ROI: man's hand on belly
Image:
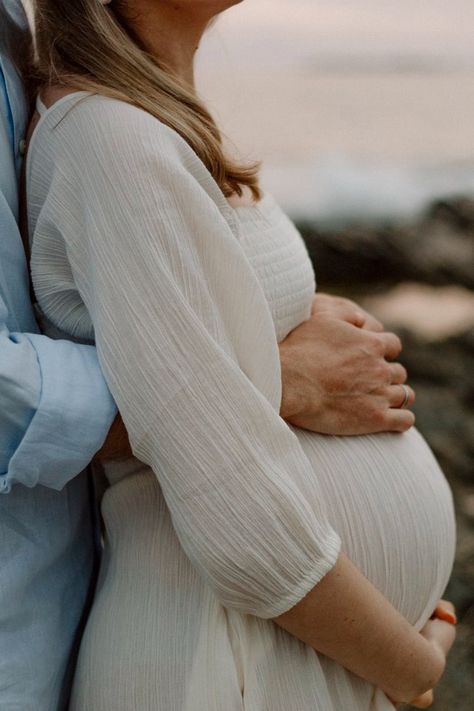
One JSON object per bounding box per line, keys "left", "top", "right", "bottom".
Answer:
{"left": 278, "top": 292, "right": 416, "bottom": 435}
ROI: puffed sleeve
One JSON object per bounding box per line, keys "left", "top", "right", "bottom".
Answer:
{"left": 28, "top": 97, "right": 341, "bottom": 619}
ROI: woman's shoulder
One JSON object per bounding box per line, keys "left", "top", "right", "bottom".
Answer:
{"left": 33, "top": 90, "right": 203, "bottom": 173}
{"left": 28, "top": 89, "right": 245, "bottom": 241}
{"left": 28, "top": 89, "right": 236, "bottom": 218}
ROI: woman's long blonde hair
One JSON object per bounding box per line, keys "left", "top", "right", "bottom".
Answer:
{"left": 33, "top": 0, "right": 261, "bottom": 200}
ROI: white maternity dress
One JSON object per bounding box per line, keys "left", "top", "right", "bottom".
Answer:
{"left": 26, "top": 93, "right": 456, "bottom": 711}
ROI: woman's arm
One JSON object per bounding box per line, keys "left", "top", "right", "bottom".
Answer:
{"left": 96, "top": 291, "right": 413, "bottom": 462}
{"left": 29, "top": 97, "right": 341, "bottom": 620}
{"left": 28, "top": 96, "right": 449, "bottom": 699}
{"left": 275, "top": 552, "right": 454, "bottom": 704}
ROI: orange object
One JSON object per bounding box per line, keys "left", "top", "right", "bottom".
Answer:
{"left": 433, "top": 608, "right": 457, "bottom": 625}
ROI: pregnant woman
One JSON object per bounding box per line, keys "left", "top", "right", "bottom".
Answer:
{"left": 27, "top": 1, "right": 456, "bottom": 709}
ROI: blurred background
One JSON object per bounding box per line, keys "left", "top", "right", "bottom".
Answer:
{"left": 198, "top": 2, "right": 474, "bottom": 708}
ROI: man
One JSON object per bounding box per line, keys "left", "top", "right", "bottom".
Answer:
{"left": 0, "top": 2, "right": 413, "bottom": 709}
{"left": 0, "top": 3, "right": 118, "bottom": 708}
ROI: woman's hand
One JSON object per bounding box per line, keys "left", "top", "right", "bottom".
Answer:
{"left": 388, "top": 600, "right": 457, "bottom": 709}
{"left": 278, "top": 292, "right": 415, "bottom": 435}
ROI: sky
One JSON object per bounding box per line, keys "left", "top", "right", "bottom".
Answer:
{"left": 197, "top": 0, "right": 474, "bottom": 222}
{"left": 199, "top": 0, "right": 474, "bottom": 71}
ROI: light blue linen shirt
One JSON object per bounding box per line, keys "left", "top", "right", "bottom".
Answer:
{"left": 0, "top": 1, "right": 116, "bottom": 708}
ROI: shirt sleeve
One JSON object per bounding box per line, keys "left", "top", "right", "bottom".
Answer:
{"left": 0, "top": 303, "right": 116, "bottom": 493}
{"left": 30, "top": 98, "right": 341, "bottom": 619}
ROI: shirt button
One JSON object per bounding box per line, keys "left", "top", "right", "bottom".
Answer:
{"left": 19, "top": 139, "right": 27, "bottom": 155}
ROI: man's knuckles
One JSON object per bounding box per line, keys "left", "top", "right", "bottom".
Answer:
{"left": 363, "top": 402, "right": 415, "bottom": 432}
{"left": 389, "top": 363, "right": 408, "bottom": 384}
{"left": 378, "top": 332, "right": 402, "bottom": 358}
{"left": 364, "top": 360, "right": 393, "bottom": 385}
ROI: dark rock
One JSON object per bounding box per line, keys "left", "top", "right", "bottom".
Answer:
{"left": 429, "top": 198, "right": 474, "bottom": 233}
{"left": 298, "top": 196, "right": 474, "bottom": 291}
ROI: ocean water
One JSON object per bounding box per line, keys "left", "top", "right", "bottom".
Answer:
{"left": 198, "top": 0, "right": 474, "bottom": 223}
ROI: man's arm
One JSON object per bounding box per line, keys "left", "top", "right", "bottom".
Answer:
{"left": 0, "top": 308, "right": 117, "bottom": 492}
{"left": 97, "top": 291, "right": 415, "bottom": 461}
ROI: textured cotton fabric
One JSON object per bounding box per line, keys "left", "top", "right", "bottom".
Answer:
{"left": 27, "top": 93, "right": 456, "bottom": 711}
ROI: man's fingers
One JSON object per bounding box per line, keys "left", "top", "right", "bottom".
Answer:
{"left": 360, "top": 313, "right": 384, "bottom": 332}
{"left": 383, "top": 408, "right": 416, "bottom": 432}
{"left": 341, "top": 307, "right": 383, "bottom": 331}
{"left": 389, "top": 362, "right": 408, "bottom": 385}
{"left": 376, "top": 332, "right": 402, "bottom": 360}
{"left": 311, "top": 294, "right": 386, "bottom": 338}
{"left": 364, "top": 317, "right": 384, "bottom": 332}
{"left": 315, "top": 301, "right": 365, "bottom": 327}
{"left": 387, "top": 384, "right": 415, "bottom": 409}
{"left": 311, "top": 293, "right": 386, "bottom": 331}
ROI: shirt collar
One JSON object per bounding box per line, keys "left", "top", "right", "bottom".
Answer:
{"left": 0, "top": 53, "right": 27, "bottom": 177}
{"left": 0, "top": 0, "right": 28, "bottom": 176}
{"left": 0, "top": 1, "right": 28, "bottom": 30}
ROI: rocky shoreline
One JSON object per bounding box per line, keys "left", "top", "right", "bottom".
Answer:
{"left": 298, "top": 197, "right": 474, "bottom": 293}
{"left": 298, "top": 197, "right": 474, "bottom": 710}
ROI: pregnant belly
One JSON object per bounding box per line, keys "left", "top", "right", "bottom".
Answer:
{"left": 292, "top": 427, "right": 456, "bottom": 629}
